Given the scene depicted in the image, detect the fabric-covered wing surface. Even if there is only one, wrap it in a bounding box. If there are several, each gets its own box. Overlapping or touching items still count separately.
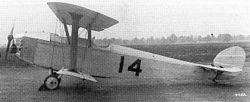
[47,2,119,31]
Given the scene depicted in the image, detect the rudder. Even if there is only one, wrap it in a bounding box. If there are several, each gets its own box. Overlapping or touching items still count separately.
[213,46,246,69]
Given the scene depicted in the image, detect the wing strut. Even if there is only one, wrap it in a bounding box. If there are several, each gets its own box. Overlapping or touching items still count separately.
[87,25,92,48]
[69,13,82,70]
[62,18,71,44]
[86,13,99,48]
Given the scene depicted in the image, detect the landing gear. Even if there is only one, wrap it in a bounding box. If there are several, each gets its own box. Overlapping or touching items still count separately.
[44,74,61,90]
[39,69,62,91]
[38,67,97,91]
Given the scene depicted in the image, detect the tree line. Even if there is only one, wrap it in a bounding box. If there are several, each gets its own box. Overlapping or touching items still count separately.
[94,34,250,45]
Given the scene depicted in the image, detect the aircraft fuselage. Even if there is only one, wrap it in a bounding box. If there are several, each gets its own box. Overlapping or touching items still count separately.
[16,37,235,86]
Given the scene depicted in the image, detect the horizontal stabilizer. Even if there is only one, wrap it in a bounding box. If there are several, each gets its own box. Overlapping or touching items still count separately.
[57,68,97,82]
[198,65,242,73]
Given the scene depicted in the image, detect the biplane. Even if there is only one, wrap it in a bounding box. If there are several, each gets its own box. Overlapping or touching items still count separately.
[5,2,246,90]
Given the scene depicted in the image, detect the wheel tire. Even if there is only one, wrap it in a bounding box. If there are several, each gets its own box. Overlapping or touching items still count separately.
[44,75,60,90]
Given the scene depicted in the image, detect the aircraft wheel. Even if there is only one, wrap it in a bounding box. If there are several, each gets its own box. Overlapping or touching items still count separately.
[44,75,61,90]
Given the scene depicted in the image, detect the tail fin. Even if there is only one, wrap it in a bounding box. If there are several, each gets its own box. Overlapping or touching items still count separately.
[213,46,246,69]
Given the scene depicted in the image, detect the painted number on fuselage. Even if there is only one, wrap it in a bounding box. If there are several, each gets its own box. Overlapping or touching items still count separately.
[119,56,142,76]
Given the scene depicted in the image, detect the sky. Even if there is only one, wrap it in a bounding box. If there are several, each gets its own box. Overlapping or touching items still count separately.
[0,0,250,44]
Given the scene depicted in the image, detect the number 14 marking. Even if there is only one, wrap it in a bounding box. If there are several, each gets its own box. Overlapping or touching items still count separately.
[119,56,142,76]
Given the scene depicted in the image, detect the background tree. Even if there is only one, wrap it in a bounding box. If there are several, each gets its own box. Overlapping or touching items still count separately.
[218,34,232,42]
[223,34,232,42]
[167,34,178,43]
[204,35,212,42]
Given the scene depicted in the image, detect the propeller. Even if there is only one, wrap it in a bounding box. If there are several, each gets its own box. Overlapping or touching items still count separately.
[4,25,14,60]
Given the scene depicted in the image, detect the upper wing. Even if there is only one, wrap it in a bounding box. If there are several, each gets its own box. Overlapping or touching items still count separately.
[47,2,118,31]
[108,44,242,73]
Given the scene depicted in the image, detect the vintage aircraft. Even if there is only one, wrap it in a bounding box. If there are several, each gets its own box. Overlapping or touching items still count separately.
[5,2,246,90]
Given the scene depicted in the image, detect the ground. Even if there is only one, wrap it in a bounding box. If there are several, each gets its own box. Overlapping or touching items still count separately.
[0,42,250,102]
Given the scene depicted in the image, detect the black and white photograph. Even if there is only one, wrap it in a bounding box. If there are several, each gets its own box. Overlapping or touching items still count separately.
[0,0,250,102]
